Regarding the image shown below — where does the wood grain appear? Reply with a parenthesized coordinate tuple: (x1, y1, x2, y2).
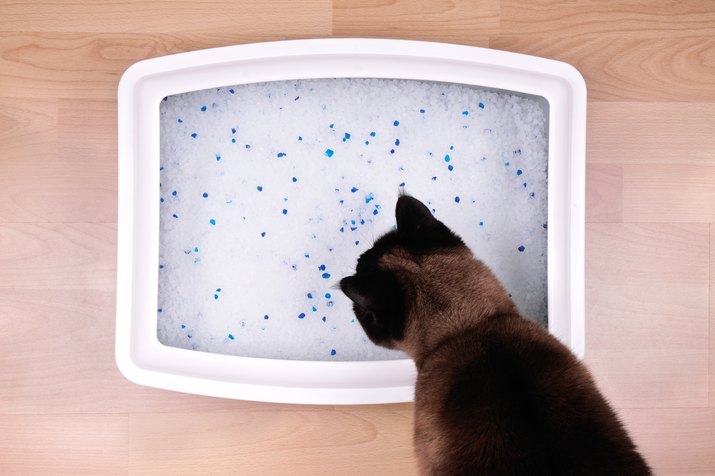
(0, 414, 128, 476)
(333, 0, 497, 42)
(588, 103, 715, 165)
(129, 408, 417, 475)
(0, 223, 115, 289)
(711, 225, 714, 406)
(0, 0, 331, 34)
(490, 36, 715, 102)
(619, 408, 715, 474)
(585, 224, 709, 408)
(0, 287, 284, 415)
(0, 98, 116, 222)
(623, 165, 715, 223)
(585, 164, 622, 223)
(501, 0, 715, 38)
(0, 33, 333, 101)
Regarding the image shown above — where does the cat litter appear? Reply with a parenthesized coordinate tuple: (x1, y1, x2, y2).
(157, 78, 548, 361)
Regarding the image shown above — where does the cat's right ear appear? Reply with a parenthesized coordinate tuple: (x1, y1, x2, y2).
(395, 195, 438, 236)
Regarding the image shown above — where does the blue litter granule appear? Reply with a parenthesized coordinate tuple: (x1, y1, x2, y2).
(325, 293, 331, 299)
(448, 165, 454, 171)
(454, 196, 460, 203)
(215, 154, 221, 161)
(325, 148, 334, 157)
(191, 133, 197, 138)
(298, 313, 305, 319)
(395, 139, 400, 146)
(351, 187, 359, 193)
(177, 118, 183, 123)
(518, 245, 526, 252)
(343, 132, 351, 141)
(209, 219, 216, 225)
(228, 333, 234, 340)
(370, 131, 376, 137)
(257, 185, 263, 191)
(277, 152, 287, 158)
(292, 177, 298, 183)
(229, 88, 235, 94)
(517, 169, 523, 176)
(462, 110, 469, 115)
(365, 192, 374, 203)
(479, 102, 485, 108)
(202, 192, 208, 198)
(393, 120, 400, 126)
(282, 209, 288, 215)
(419, 108, 425, 113)
(444, 154, 451, 162)
(264, 315, 269, 320)
(330, 349, 337, 356)
(201, 105, 207, 111)
(399, 182, 405, 187)
(321, 273, 331, 279)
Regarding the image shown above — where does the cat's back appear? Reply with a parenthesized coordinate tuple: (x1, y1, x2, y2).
(414, 312, 650, 476)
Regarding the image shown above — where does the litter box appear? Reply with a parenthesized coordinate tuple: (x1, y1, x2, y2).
(116, 39, 586, 404)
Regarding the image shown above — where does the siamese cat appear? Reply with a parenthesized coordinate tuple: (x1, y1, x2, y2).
(340, 195, 650, 475)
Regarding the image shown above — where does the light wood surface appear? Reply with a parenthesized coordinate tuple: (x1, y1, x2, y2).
(1, 1, 713, 474)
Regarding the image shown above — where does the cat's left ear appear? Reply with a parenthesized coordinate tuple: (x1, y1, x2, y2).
(339, 273, 382, 311)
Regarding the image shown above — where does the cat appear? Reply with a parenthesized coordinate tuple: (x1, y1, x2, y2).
(340, 195, 650, 476)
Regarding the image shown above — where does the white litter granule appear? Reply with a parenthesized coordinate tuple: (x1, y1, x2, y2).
(158, 78, 548, 361)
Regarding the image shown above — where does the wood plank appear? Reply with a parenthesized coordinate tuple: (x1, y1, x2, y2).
(588, 103, 715, 165)
(333, 0, 496, 42)
(0, 414, 128, 475)
(0, 32, 332, 100)
(619, 408, 715, 474)
(0, 223, 115, 289)
(585, 164, 622, 222)
(0, 0, 331, 34)
(585, 224, 709, 408)
(129, 407, 417, 475)
(0, 98, 116, 223)
(711, 224, 714, 406)
(0, 288, 265, 414)
(622, 165, 715, 223)
(489, 36, 715, 102)
(501, 0, 715, 38)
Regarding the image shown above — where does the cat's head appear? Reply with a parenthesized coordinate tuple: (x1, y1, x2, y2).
(339, 195, 470, 352)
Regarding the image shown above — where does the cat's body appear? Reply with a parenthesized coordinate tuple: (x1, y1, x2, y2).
(340, 195, 650, 475)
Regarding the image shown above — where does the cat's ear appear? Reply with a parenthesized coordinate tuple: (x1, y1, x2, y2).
(340, 271, 406, 343)
(340, 273, 382, 311)
(396, 195, 438, 236)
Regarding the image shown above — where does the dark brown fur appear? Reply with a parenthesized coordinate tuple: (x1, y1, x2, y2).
(341, 195, 650, 476)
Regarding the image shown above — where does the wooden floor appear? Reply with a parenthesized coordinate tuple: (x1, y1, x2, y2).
(1, 1, 713, 474)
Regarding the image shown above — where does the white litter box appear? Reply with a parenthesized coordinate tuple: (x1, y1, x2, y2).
(116, 39, 586, 404)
